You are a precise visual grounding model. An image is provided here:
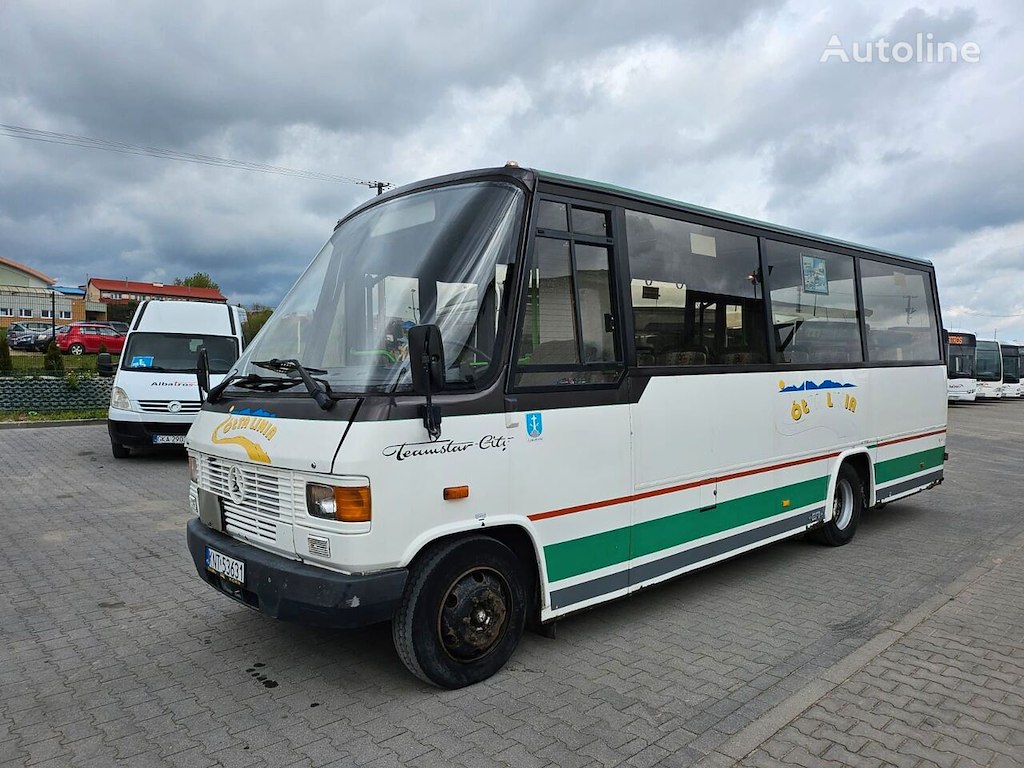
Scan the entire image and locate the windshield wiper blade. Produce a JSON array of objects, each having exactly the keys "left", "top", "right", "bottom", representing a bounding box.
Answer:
[
  {"left": 252, "top": 359, "right": 333, "bottom": 410},
  {"left": 252, "top": 358, "right": 327, "bottom": 376},
  {"left": 207, "top": 372, "right": 300, "bottom": 402}
]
